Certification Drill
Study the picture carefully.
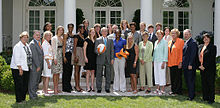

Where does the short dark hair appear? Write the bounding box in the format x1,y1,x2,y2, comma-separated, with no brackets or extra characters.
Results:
129,22,136,27
67,23,74,28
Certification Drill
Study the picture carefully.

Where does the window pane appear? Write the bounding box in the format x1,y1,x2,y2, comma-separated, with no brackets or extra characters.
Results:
169,19,174,24
169,11,174,18
95,11,100,17
163,19,168,24
101,18,106,24
184,19,189,24
111,11,115,17
111,18,115,24
163,11,168,18
116,11,121,17
184,12,189,18
101,11,106,17
178,19,183,24
35,18,39,23
179,12,183,18
116,18,121,24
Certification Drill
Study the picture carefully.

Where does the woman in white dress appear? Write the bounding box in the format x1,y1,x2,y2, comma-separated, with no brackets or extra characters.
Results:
42,31,53,94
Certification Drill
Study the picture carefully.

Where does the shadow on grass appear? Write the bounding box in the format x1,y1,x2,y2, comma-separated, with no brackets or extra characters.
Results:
10,94,220,108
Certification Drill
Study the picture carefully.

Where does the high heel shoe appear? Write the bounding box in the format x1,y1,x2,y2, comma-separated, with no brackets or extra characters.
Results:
74,86,83,92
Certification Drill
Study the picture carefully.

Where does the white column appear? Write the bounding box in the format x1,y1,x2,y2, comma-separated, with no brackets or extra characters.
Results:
141,0,153,26
0,0,2,53
215,0,220,56
64,0,76,33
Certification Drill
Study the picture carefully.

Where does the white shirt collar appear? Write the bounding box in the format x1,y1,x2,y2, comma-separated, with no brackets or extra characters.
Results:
186,37,192,44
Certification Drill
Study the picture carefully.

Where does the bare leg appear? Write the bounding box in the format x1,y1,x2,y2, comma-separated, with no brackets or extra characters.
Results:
57,73,61,92
86,70,90,90
53,74,58,94
91,70,95,90
74,65,80,90
45,77,50,94
43,77,46,93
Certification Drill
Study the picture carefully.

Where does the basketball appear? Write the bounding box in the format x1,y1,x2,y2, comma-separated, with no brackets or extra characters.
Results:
97,44,106,54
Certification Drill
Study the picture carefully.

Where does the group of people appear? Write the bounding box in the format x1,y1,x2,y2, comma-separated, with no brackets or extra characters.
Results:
10,20,217,104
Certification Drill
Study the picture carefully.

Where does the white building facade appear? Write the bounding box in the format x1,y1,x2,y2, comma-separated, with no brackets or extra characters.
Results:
0,0,219,56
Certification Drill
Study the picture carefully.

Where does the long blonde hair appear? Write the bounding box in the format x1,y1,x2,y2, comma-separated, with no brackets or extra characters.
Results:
88,28,97,40
126,35,134,49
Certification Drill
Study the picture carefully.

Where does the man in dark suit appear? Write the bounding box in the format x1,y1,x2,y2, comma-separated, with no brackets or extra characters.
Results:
182,29,198,101
147,24,158,46
29,30,44,99
94,27,114,93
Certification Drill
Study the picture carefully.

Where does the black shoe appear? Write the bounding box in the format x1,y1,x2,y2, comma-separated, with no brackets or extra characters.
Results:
97,90,101,93
111,81,114,84
105,90,110,93
187,98,194,101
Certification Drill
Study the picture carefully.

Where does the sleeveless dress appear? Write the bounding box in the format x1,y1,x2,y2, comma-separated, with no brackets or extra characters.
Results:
125,44,136,76
84,38,97,70
51,36,63,74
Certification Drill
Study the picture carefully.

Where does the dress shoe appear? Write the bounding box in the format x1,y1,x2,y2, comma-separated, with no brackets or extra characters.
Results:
97,90,101,93
187,98,194,101
105,90,110,93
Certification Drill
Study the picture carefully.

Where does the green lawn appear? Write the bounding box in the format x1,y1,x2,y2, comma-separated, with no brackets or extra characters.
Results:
0,92,220,108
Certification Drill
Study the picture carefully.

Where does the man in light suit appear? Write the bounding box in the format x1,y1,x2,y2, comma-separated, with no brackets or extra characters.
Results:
182,29,198,101
28,30,44,99
95,27,114,93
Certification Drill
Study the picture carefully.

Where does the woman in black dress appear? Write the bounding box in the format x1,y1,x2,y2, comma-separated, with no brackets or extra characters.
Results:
199,33,217,104
72,24,85,92
126,35,139,94
83,28,97,92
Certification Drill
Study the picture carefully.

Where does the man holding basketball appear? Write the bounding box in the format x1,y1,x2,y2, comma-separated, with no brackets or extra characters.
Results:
94,27,114,93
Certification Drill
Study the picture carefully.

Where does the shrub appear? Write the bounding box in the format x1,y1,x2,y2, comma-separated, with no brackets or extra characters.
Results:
0,49,12,64
0,56,14,91
1,69,14,91
195,31,214,45
76,8,85,32
132,9,140,30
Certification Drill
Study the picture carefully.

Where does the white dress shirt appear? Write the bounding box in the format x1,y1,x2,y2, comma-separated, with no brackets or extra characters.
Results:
10,41,32,71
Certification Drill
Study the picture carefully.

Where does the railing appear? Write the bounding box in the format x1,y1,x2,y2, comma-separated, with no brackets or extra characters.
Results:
2,34,12,51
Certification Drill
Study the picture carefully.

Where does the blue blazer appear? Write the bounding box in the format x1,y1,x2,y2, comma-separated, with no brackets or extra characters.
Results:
182,38,198,70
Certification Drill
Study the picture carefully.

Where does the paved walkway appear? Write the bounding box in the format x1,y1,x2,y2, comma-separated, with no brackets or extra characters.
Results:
38,77,172,97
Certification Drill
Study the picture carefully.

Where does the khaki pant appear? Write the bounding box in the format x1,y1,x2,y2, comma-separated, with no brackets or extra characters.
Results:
139,62,153,87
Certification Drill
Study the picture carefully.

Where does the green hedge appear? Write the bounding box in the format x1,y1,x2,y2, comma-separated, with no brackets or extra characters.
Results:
182,63,220,92
0,56,14,91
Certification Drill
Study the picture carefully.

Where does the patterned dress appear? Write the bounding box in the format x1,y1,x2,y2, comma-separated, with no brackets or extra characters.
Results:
51,35,63,74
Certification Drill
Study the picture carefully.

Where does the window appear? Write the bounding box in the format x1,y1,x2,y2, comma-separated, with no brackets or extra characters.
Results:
94,0,123,27
162,0,191,38
27,0,56,40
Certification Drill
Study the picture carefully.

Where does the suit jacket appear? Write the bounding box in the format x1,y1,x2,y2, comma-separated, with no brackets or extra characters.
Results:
198,43,216,71
148,33,158,45
182,38,198,70
168,38,184,67
94,36,114,65
29,40,44,71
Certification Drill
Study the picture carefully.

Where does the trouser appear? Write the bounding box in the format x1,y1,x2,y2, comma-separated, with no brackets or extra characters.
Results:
170,66,182,94
201,69,216,102
154,62,166,86
12,69,29,102
184,68,196,99
166,66,171,84
28,68,42,99
62,52,73,91
110,65,114,82
113,58,126,91
96,63,111,91
139,62,153,87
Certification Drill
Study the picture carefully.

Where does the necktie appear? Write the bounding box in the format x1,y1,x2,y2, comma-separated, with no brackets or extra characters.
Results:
38,41,42,49
104,38,107,46
148,34,151,40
